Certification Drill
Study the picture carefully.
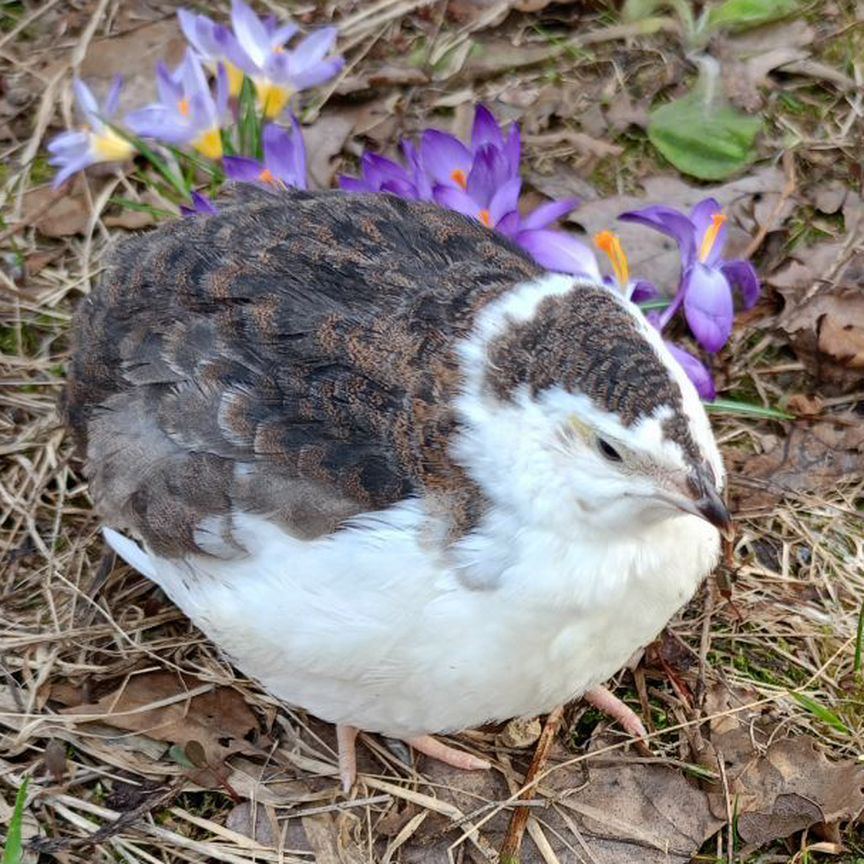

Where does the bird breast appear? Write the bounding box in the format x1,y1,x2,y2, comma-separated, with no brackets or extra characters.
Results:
132,497,720,739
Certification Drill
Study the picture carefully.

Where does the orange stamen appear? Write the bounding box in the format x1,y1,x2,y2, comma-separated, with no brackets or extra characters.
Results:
699,213,727,262
258,167,276,185
594,230,630,288
478,209,492,227
178,97,191,117
451,168,468,190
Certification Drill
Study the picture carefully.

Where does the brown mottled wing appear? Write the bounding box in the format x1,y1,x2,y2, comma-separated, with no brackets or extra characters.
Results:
65,189,542,557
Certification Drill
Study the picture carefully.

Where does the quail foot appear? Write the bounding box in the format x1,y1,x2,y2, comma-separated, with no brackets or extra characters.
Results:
65,188,732,791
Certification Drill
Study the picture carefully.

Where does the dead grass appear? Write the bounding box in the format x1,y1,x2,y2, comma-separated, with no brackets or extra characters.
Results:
2,0,864,862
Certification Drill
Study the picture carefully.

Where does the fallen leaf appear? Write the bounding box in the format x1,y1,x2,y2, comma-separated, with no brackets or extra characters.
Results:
704,686,864,853
61,671,259,769
409,740,724,864
714,19,814,111
42,739,67,784
22,184,92,238
303,113,357,189
733,417,864,509
225,802,277,847
776,249,864,393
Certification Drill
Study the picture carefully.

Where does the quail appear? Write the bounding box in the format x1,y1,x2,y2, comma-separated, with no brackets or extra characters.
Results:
66,188,732,789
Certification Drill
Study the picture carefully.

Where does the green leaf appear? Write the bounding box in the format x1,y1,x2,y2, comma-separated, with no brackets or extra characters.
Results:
708,0,797,31
237,74,262,159
791,692,851,736
704,398,793,420
648,91,762,180
2,778,29,864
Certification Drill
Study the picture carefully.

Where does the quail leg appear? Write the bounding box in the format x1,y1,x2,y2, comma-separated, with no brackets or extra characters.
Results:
336,724,359,793
584,685,648,739
406,735,491,770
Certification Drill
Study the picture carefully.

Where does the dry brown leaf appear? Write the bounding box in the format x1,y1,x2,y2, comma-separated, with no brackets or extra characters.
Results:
704,686,864,852
407,740,724,864
734,418,864,509
304,113,357,189
22,185,91,238
715,19,814,111
776,249,864,393
60,671,258,766
225,802,277,847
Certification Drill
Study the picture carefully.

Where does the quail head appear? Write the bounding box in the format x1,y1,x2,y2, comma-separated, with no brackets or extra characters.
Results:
66,188,732,789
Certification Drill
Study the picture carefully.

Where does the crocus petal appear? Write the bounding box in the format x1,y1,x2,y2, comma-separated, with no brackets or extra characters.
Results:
496,210,521,237
618,204,699,267
433,185,480,219
290,27,338,68
515,229,602,280
629,279,661,304
471,104,503,152
420,130,472,188
231,0,269,67
287,56,344,90
488,176,522,224
682,263,734,353
664,342,716,400
155,62,182,106
402,139,431,200
690,197,723,239
47,129,89,155
721,259,760,309
73,79,99,123
51,154,93,187
504,122,520,175
104,75,124,117
339,175,373,193
269,22,299,48
263,119,306,188
466,143,513,208
520,197,578,231
126,105,191,142
224,155,266,183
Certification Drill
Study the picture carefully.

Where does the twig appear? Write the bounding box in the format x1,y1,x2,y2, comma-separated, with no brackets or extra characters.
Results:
499,707,564,864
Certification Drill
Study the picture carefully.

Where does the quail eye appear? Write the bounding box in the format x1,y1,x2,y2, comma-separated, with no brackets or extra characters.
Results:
597,437,623,462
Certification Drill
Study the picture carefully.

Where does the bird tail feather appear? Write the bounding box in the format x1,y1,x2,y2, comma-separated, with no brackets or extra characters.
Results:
103,528,157,581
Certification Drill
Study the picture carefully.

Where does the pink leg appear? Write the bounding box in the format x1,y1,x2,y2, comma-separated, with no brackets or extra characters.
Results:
336,724,359,793
584,686,648,739
405,735,491,770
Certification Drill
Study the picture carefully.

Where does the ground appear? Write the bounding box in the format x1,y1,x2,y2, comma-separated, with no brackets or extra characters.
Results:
1,1,864,862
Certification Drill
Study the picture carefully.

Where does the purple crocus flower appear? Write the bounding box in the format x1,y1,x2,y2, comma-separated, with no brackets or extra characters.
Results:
180,190,219,217
433,144,521,230
339,141,429,199
126,51,229,159
47,77,135,188
178,8,245,97
223,119,307,189
420,104,519,194
226,0,343,118
619,198,760,353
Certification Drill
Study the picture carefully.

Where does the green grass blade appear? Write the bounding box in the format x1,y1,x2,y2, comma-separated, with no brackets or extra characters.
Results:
791,692,851,735
704,398,793,420
2,777,29,864
108,197,177,220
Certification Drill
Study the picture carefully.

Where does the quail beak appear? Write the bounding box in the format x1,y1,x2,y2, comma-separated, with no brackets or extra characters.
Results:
683,465,734,541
